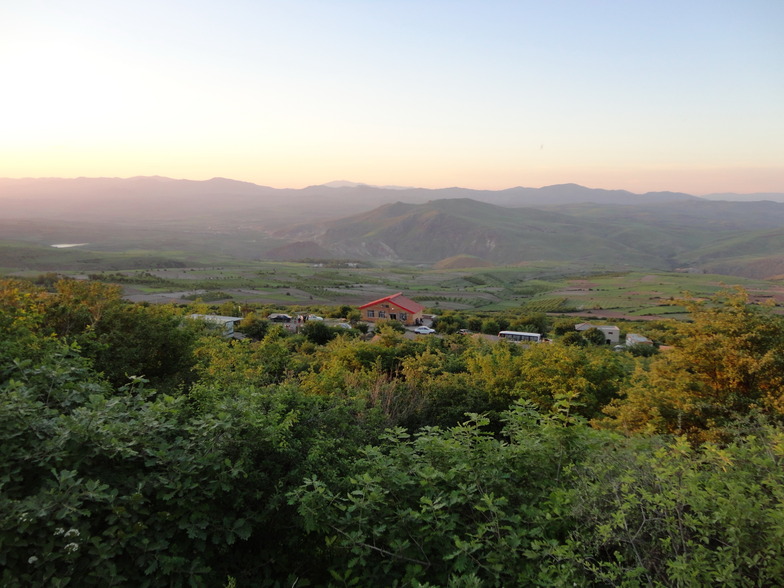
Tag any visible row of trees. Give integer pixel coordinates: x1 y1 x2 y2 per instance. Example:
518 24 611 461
3 278 784 585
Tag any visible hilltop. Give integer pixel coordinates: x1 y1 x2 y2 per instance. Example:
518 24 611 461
273 197 784 277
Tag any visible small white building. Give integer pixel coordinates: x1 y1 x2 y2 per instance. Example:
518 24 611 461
626 333 653 346
575 322 620 345
189 314 243 337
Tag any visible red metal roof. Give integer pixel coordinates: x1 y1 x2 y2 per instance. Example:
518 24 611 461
359 292 425 314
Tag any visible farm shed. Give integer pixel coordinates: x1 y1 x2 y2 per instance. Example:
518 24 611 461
575 322 620 345
188 314 243 337
626 333 653 346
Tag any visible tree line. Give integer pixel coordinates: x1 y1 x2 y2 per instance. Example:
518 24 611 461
2 278 784 586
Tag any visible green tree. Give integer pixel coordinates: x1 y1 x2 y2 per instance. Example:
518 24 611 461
216 300 239 316
236 312 269 340
466 317 483 332
41 279 123 338
291 404 591 586
301 320 336 345
191 332 295 404
383 319 406 334
481 319 500 335
513 343 629 418
602 289 784 441
336 304 354 319
552 319 580 336
626 342 659 357
433 312 465 334
510 311 548 335
557 430 784 586
582 327 607 346
88 303 202 392
0 295 382 586
0 279 50 360
463 339 525 402
561 331 586 346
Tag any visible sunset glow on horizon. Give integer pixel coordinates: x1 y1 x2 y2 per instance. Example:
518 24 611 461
2 1 782 195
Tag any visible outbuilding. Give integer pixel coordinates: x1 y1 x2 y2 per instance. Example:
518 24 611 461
575 322 620 345
626 333 653 346
188 314 243 337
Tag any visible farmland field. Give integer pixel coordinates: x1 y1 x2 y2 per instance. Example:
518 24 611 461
5 241 783 320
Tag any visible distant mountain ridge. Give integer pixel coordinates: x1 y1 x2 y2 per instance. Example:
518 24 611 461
2 175 782 228
0 176 698 227
3 176 784 278
317 180 415 190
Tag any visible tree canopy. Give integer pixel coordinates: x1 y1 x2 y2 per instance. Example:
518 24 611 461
3 278 784 586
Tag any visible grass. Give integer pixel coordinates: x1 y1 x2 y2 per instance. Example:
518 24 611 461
540 272 779 317
3 241 784 319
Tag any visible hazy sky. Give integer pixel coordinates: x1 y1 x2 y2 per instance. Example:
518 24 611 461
2 0 782 193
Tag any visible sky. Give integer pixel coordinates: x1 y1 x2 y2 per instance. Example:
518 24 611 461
1 0 782 194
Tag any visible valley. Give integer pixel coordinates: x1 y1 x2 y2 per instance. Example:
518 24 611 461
5 178 784 587
3 177 784 319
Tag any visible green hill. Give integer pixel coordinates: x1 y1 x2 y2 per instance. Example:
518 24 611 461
275 198 698 269
269 197 784 277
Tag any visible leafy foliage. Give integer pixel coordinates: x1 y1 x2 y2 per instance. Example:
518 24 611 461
0 340 377 586
4 279 784 586
558 429 784 586
602 289 784 441
291 403 590 586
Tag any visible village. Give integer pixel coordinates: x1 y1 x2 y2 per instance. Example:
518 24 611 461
190 290 656 351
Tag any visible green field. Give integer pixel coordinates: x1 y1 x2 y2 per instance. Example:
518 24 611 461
4 240 782 319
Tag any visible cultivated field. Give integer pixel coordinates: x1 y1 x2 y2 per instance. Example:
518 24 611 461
6 244 783 320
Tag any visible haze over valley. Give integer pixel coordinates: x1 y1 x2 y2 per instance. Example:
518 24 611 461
2 176 784 280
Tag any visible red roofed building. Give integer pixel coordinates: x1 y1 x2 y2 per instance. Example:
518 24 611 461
359 292 425 326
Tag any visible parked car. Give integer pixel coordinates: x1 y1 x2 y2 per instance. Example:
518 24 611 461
413 326 436 335
337 322 352 329
268 313 292 323
307 314 324 321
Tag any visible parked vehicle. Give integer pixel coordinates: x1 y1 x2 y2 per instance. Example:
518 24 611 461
414 326 436 335
498 330 541 343
268 313 292 323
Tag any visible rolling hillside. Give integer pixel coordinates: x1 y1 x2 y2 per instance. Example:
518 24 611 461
4 177 784 277
272 197 784 276
274 198 702 268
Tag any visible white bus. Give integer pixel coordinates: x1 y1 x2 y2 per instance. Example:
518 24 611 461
498 330 542 343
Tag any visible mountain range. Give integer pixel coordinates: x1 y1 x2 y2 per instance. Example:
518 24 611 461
2 176 784 278
3 176 782 226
